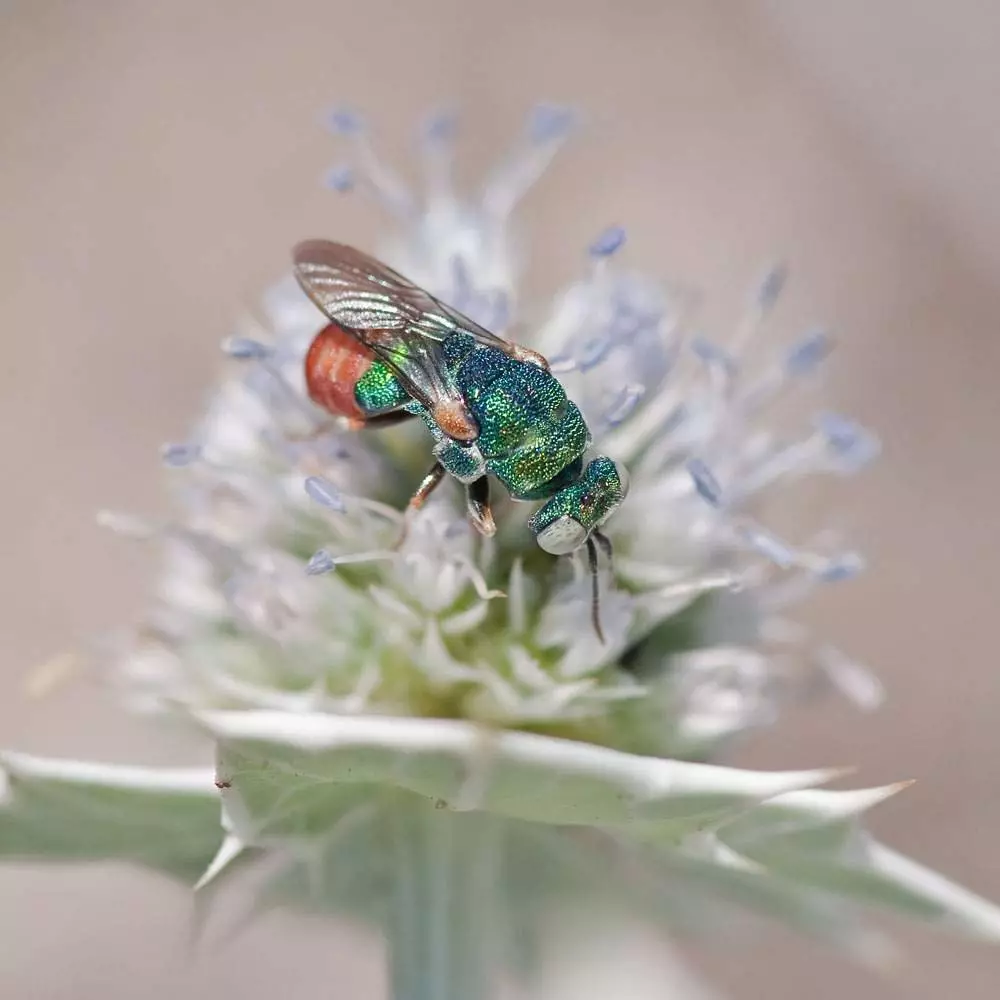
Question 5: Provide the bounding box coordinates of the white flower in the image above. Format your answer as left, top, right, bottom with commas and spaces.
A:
2, 105, 997, 998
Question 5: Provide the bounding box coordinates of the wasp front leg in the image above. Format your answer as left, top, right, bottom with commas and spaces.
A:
393, 461, 447, 550
465, 476, 496, 537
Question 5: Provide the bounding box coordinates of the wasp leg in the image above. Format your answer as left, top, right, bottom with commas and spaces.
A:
286, 409, 417, 443
465, 476, 497, 537
349, 411, 417, 430
393, 461, 447, 550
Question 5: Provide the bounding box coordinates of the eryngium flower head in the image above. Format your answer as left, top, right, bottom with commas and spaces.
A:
3, 106, 998, 991
115, 107, 880, 755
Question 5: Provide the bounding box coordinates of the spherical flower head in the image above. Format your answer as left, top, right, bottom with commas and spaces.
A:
119, 108, 877, 756
4, 105, 999, 996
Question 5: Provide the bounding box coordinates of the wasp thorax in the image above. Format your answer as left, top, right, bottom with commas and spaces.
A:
529, 456, 630, 554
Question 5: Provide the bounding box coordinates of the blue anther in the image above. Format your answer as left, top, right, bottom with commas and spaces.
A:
687, 458, 723, 506
589, 226, 626, 258
816, 412, 881, 470
819, 551, 866, 583
325, 108, 364, 135
423, 108, 458, 143
527, 103, 575, 143
602, 384, 645, 427
323, 165, 355, 192
306, 549, 336, 576
756, 264, 787, 310
160, 442, 202, 468
304, 476, 346, 512
786, 328, 831, 375
222, 337, 274, 360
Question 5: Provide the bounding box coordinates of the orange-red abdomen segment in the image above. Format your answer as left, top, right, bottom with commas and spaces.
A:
304, 322, 376, 420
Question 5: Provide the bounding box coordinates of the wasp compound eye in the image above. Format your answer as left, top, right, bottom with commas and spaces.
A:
535, 514, 589, 555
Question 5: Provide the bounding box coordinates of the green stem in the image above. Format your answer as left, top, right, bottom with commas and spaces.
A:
387, 795, 500, 1000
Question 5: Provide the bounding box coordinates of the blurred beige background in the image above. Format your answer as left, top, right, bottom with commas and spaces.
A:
2, 1, 999, 997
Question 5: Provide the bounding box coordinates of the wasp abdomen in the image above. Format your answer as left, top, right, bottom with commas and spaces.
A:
305, 322, 410, 421
304, 322, 375, 421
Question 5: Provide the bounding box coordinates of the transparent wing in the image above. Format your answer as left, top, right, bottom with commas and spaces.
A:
293, 241, 545, 441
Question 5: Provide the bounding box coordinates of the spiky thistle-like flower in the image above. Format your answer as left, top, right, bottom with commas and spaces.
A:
2, 105, 998, 998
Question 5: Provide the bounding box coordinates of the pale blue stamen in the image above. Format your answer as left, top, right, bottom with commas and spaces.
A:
730, 438, 822, 498
304, 476, 346, 512
324, 165, 355, 192
816, 412, 881, 471
450, 255, 473, 305
160, 442, 202, 468
659, 402, 689, 438
487, 291, 510, 331
546, 353, 575, 374
222, 336, 274, 360
691, 335, 737, 375
445, 257, 506, 330
326, 105, 413, 218
735, 329, 832, 412
755, 264, 788, 311
818, 551, 866, 583
419, 108, 459, 204
786, 328, 832, 376
481, 103, 573, 218
687, 458, 723, 506
422, 108, 458, 144
576, 335, 614, 371
527, 103, 576, 143
815, 646, 885, 710
606, 291, 662, 344
306, 549, 336, 576
601, 384, 645, 428
741, 526, 797, 568
589, 226, 626, 258
250, 358, 319, 421
326, 107, 364, 135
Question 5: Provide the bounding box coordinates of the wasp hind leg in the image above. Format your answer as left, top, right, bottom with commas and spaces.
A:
393, 460, 447, 550
286, 408, 417, 446
465, 476, 496, 537
351, 410, 417, 430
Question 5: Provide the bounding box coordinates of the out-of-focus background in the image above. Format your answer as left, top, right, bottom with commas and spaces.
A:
2, 1, 999, 997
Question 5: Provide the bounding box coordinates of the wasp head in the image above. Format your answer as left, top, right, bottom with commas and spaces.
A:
528, 456, 630, 555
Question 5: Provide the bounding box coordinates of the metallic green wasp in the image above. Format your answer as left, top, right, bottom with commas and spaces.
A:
294, 240, 629, 639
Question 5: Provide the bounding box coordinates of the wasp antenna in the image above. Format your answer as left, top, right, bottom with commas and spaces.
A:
593, 529, 613, 562
586, 536, 606, 644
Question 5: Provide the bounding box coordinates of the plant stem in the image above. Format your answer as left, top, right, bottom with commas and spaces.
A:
386, 794, 500, 1000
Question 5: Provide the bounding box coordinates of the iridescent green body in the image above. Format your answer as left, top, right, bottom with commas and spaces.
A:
294, 239, 629, 638
353, 331, 627, 550
355, 357, 410, 414
354, 332, 590, 496
527, 456, 627, 539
